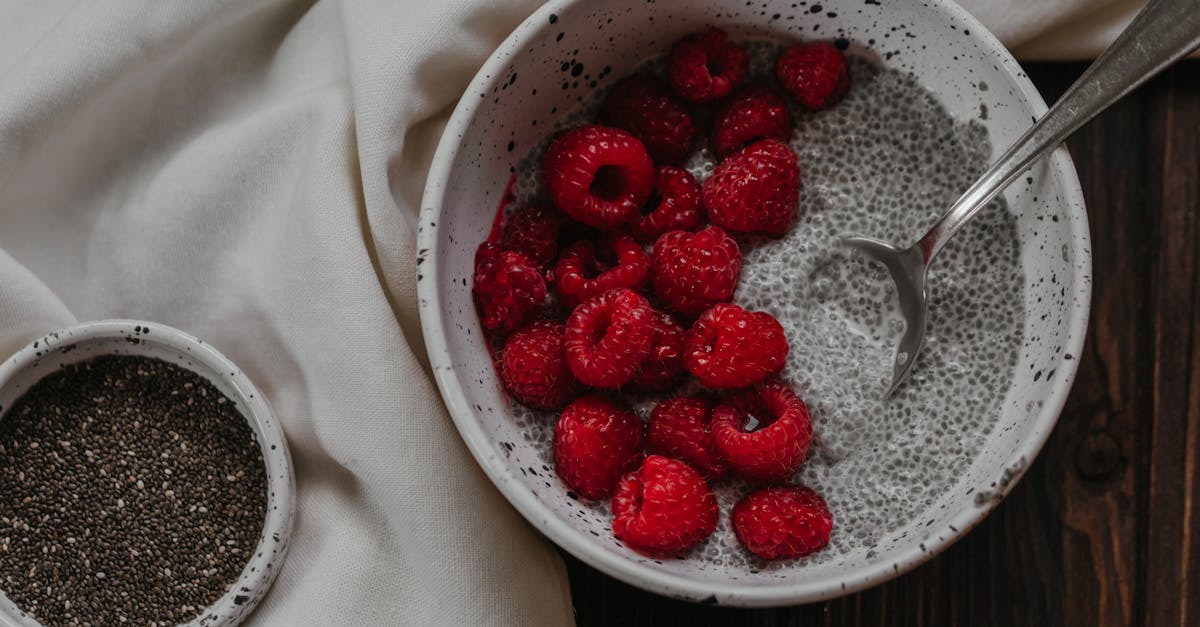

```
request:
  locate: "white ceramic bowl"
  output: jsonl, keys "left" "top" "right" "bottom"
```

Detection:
{"left": 418, "top": 0, "right": 1091, "bottom": 606}
{"left": 0, "top": 320, "right": 295, "bottom": 626}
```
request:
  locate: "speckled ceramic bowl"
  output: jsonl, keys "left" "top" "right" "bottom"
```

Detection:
{"left": 0, "top": 320, "right": 295, "bottom": 626}
{"left": 418, "top": 0, "right": 1090, "bottom": 606}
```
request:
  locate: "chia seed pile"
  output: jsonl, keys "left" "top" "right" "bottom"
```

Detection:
{"left": 0, "top": 355, "right": 268, "bottom": 626}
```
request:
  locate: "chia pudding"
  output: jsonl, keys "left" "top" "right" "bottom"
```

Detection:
{"left": 489, "top": 43, "right": 1022, "bottom": 567}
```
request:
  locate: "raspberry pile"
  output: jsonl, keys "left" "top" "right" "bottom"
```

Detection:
{"left": 473, "top": 30, "right": 852, "bottom": 561}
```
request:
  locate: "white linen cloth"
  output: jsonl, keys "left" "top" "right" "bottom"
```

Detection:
{"left": 0, "top": 0, "right": 1149, "bottom": 625}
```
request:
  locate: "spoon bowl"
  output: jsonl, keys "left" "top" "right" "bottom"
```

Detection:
{"left": 840, "top": 235, "right": 927, "bottom": 398}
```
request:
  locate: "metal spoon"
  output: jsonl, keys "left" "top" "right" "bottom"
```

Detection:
{"left": 843, "top": 0, "right": 1200, "bottom": 399}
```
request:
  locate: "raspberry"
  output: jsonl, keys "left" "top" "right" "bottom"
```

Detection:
{"left": 712, "top": 84, "right": 793, "bottom": 158}
{"left": 711, "top": 381, "right": 812, "bottom": 483}
{"left": 651, "top": 226, "right": 742, "bottom": 318}
{"left": 686, "top": 301, "right": 787, "bottom": 384}
{"left": 667, "top": 28, "right": 748, "bottom": 103}
{"left": 702, "top": 139, "right": 800, "bottom": 237}
{"left": 543, "top": 125, "right": 655, "bottom": 230}
{"left": 775, "top": 42, "right": 850, "bottom": 111}
{"left": 501, "top": 205, "right": 566, "bottom": 273}
{"left": 599, "top": 75, "right": 698, "bottom": 165}
{"left": 612, "top": 455, "right": 718, "bottom": 555}
{"left": 500, "top": 321, "right": 583, "bottom": 410}
{"left": 553, "top": 395, "right": 645, "bottom": 500}
{"left": 732, "top": 485, "right": 832, "bottom": 559}
{"left": 683, "top": 304, "right": 787, "bottom": 388}
{"left": 565, "top": 288, "right": 656, "bottom": 388}
{"left": 630, "top": 166, "right": 702, "bottom": 245}
{"left": 473, "top": 242, "right": 546, "bottom": 335}
{"left": 646, "top": 396, "right": 727, "bottom": 479}
{"left": 553, "top": 234, "right": 651, "bottom": 309}
{"left": 631, "top": 310, "right": 685, "bottom": 393}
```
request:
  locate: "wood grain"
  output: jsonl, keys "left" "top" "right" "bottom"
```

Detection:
{"left": 563, "top": 61, "right": 1200, "bottom": 627}
{"left": 1143, "top": 61, "right": 1200, "bottom": 627}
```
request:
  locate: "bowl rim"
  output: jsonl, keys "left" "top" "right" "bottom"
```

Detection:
{"left": 0, "top": 319, "right": 296, "bottom": 626}
{"left": 417, "top": 0, "right": 1092, "bottom": 606}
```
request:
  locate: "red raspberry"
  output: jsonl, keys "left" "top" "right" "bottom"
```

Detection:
{"left": 711, "top": 381, "right": 812, "bottom": 483}
{"left": 500, "top": 321, "right": 583, "bottom": 410}
{"left": 501, "top": 205, "right": 566, "bottom": 273}
{"left": 553, "top": 234, "right": 650, "bottom": 309}
{"left": 630, "top": 166, "right": 702, "bottom": 245}
{"left": 646, "top": 396, "right": 727, "bottom": 479}
{"left": 732, "top": 485, "right": 832, "bottom": 560}
{"left": 612, "top": 455, "right": 718, "bottom": 555}
{"left": 775, "top": 42, "right": 850, "bottom": 111}
{"left": 651, "top": 226, "right": 742, "bottom": 318}
{"left": 473, "top": 242, "right": 546, "bottom": 335}
{"left": 702, "top": 139, "right": 800, "bottom": 237}
{"left": 631, "top": 310, "right": 685, "bottom": 393}
{"left": 712, "top": 84, "right": 793, "bottom": 158}
{"left": 543, "top": 125, "right": 655, "bottom": 230}
{"left": 599, "top": 75, "right": 698, "bottom": 165}
{"left": 667, "top": 28, "right": 748, "bottom": 103}
{"left": 554, "top": 395, "right": 645, "bottom": 500}
{"left": 565, "top": 288, "right": 656, "bottom": 388}
{"left": 683, "top": 304, "right": 788, "bottom": 389}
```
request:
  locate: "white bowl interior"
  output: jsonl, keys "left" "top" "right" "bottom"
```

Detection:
{"left": 0, "top": 321, "right": 294, "bottom": 626}
{"left": 419, "top": 0, "right": 1090, "bottom": 606}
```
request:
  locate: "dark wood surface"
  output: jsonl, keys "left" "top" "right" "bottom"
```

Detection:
{"left": 563, "top": 61, "right": 1200, "bottom": 627}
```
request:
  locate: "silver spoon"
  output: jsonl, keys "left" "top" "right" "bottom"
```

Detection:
{"left": 844, "top": 0, "right": 1200, "bottom": 399}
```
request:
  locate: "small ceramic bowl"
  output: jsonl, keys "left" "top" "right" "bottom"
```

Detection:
{"left": 0, "top": 320, "right": 295, "bottom": 627}
{"left": 418, "top": 0, "right": 1091, "bottom": 606}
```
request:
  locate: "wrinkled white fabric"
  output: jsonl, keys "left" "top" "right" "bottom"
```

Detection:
{"left": 0, "top": 0, "right": 1146, "bottom": 625}
{"left": 0, "top": 0, "right": 571, "bottom": 625}
{"left": 964, "top": 0, "right": 1150, "bottom": 59}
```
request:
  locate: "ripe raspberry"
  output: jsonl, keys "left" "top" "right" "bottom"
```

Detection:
{"left": 473, "top": 242, "right": 546, "bottom": 335}
{"left": 683, "top": 304, "right": 788, "bottom": 389}
{"left": 646, "top": 396, "right": 727, "bottom": 479}
{"left": 565, "top": 288, "right": 656, "bottom": 388}
{"left": 732, "top": 485, "right": 832, "bottom": 560}
{"left": 630, "top": 166, "right": 702, "bottom": 245}
{"left": 612, "top": 455, "right": 718, "bottom": 555}
{"left": 712, "top": 84, "right": 793, "bottom": 158}
{"left": 599, "top": 75, "right": 698, "bottom": 165}
{"left": 702, "top": 139, "right": 800, "bottom": 237}
{"left": 554, "top": 234, "right": 651, "bottom": 309}
{"left": 543, "top": 125, "right": 655, "bottom": 230}
{"left": 711, "top": 381, "right": 812, "bottom": 483}
{"left": 631, "top": 310, "right": 685, "bottom": 393}
{"left": 554, "top": 395, "right": 645, "bottom": 500}
{"left": 775, "top": 42, "right": 850, "bottom": 111}
{"left": 500, "top": 321, "right": 583, "bottom": 410}
{"left": 651, "top": 226, "right": 742, "bottom": 318}
{"left": 501, "top": 205, "right": 566, "bottom": 273}
{"left": 668, "top": 28, "right": 748, "bottom": 103}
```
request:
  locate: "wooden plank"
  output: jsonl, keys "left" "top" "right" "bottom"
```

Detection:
{"left": 1143, "top": 62, "right": 1200, "bottom": 627}
{"left": 1031, "top": 61, "right": 1152, "bottom": 627}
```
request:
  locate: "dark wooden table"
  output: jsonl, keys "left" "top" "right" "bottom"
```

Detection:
{"left": 563, "top": 61, "right": 1200, "bottom": 627}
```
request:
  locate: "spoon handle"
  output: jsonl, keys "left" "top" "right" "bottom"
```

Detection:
{"left": 916, "top": 0, "right": 1200, "bottom": 264}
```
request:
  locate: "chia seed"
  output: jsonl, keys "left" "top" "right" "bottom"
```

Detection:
{"left": 0, "top": 355, "right": 268, "bottom": 626}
